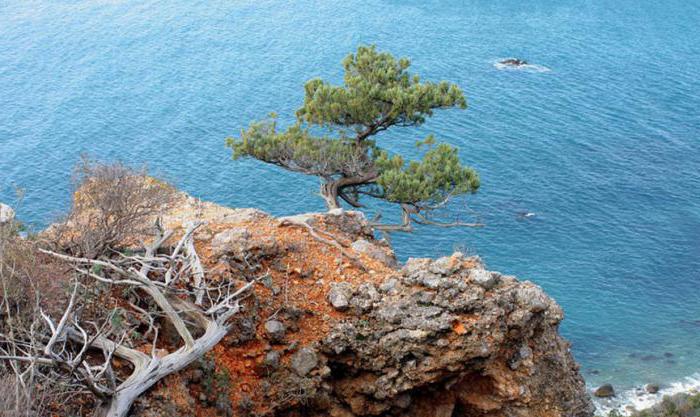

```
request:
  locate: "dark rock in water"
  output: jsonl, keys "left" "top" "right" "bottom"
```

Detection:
{"left": 664, "top": 352, "right": 674, "bottom": 358}
{"left": 500, "top": 58, "right": 529, "bottom": 67}
{"left": 594, "top": 384, "right": 615, "bottom": 398}
{"left": 517, "top": 211, "right": 537, "bottom": 220}
{"left": 641, "top": 354, "right": 659, "bottom": 361}
{"left": 645, "top": 383, "right": 660, "bottom": 394}
{"left": 587, "top": 369, "right": 601, "bottom": 375}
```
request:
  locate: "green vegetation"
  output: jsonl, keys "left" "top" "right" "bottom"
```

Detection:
{"left": 227, "top": 45, "right": 481, "bottom": 231}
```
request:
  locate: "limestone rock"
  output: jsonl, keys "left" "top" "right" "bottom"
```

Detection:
{"left": 264, "top": 320, "right": 286, "bottom": 343}
{"left": 378, "top": 278, "right": 398, "bottom": 294}
{"left": 350, "top": 283, "right": 380, "bottom": 313}
{"left": 221, "top": 208, "right": 268, "bottom": 224}
{"left": 264, "top": 350, "right": 281, "bottom": 369}
{"left": 211, "top": 227, "right": 251, "bottom": 256}
{"left": 210, "top": 226, "right": 277, "bottom": 260}
{"left": 328, "top": 282, "right": 353, "bottom": 311}
{"left": 515, "top": 283, "right": 551, "bottom": 313}
{"left": 351, "top": 239, "right": 397, "bottom": 267}
{"left": 469, "top": 268, "right": 499, "bottom": 290}
{"left": 429, "top": 254, "right": 462, "bottom": 275}
{"left": 291, "top": 347, "right": 318, "bottom": 376}
{"left": 0, "top": 203, "right": 15, "bottom": 224}
{"left": 118, "top": 200, "right": 594, "bottom": 417}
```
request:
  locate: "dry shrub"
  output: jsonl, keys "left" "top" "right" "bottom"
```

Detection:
{"left": 55, "top": 156, "right": 176, "bottom": 258}
{"left": 0, "top": 240, "right": 65, "bottom": 417}
{"left": 1, "top": 233, "right": 71, "bottom": 321}
{"left": 0, "top": 375, "right": 43, "bottom": 417}
{"left": 0, "top": 372, "right": 78, "bottom": 417}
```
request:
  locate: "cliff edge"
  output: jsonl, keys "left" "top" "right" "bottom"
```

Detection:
{"left": 126, "top": 195, "right": 594, "bottom": 417}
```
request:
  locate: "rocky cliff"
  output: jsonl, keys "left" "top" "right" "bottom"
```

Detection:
{"left": 126, "top": 195, "right": 593, "bottom": 417}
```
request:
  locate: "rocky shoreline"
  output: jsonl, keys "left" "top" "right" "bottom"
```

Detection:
{"left": 590, "top": 373, "right": 700, "bottom": 416}
{"left": 5, "top": 187, "right": 698, "bottom": 417}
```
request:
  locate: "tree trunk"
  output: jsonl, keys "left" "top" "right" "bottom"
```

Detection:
{"left": 95, "top": 322, "right": 230, "bottom": 417}
{"left": 320, "top": 182, "right": 341, "bottom": 210}
{"left": 320, "top": 172, "right": 379, "bottom": 211}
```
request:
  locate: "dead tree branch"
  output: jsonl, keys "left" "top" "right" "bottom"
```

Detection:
{"left": 0, "top": 222, "right": 256, "bottom": 417}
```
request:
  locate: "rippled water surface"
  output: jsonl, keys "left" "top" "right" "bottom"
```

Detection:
{"left": 1, "top": 0, "right": 699, "bottom": 404}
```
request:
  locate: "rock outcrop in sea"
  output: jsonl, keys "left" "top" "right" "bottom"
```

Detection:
{"left": 126, "top": 194, "right": 594, "bottom": 417}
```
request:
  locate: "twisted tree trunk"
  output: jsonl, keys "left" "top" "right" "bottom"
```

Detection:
{"left": 320, "top": 181, "right": 341, "bottom": 210}
{"left": 320, "top": 172, "right": 378, "bottom": 211}
{"left": 95, "top": 321, "right": 230, "bottom": 417}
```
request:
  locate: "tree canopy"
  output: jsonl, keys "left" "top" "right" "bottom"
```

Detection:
{"left": 227, "top": 45, "right": 481, "bottom": 231}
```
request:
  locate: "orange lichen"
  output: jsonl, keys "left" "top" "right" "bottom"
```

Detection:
{"left": 452, "top": 320, "right": 467, "bottom": 335}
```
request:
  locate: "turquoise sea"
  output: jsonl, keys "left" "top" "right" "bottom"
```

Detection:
{"left": 1, "top": 1, "right": 699, "bottom": 413}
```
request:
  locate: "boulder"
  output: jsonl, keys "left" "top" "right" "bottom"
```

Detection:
{"left": 594, "top": 384, "right": 615, "bottom": 398}
{"left": 470, "top": 268, "right": 499, "bottom": 290}
{"left": 210, "top": 226, "right": 277, "bottom": 259}
{"left": 264, "top": 320, "right": 286, "bottom": 343}
{"left": 429, "top": 255, "right": 462, "bottom": 276}
{"left": 221, "top": 208, "right": 268, "bottom": 224}
{"left": 291, "top": 347, "right": 318, "bottom": 376}
{"left": 211, "top": 227, "right": 251, "bottom": 256}
{"left": 264, "top": 350, "right": 281, "bottom": 369}
{"left": 378, "top": 278, "right": 399, "bottom": 294}
{"left": 645, "top": 383, "right": 660, "bottom": 394}
{"left": 328, "top": 282, "right": 353, "bottom": 311}
{"left": 350, "top": 282, "right": 380, "bottom": 313}
{"left": 351, "top": 239, "right": 397, "bottom": 267}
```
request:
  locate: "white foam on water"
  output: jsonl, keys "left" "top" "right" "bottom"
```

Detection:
{"left": 493, "top": 58, "right": 551, "bottom": 73}
{"left": 592, "top": 373, "right": 700, "bottom": 416}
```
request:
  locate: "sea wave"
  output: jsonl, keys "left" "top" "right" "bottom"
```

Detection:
{"left": 493, "top": 58, "right": 551, "bottom": 72}
{"left": 593, "top": 373, "right": 700, "bottom": 416}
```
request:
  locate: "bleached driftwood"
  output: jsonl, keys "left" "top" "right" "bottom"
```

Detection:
{"left": 0, "top": 220, "right": 258, "bottom": 417}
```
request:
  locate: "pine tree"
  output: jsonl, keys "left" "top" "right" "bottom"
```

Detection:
{"left": 227, "top": 45, "right": 481, "bottom": 231}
